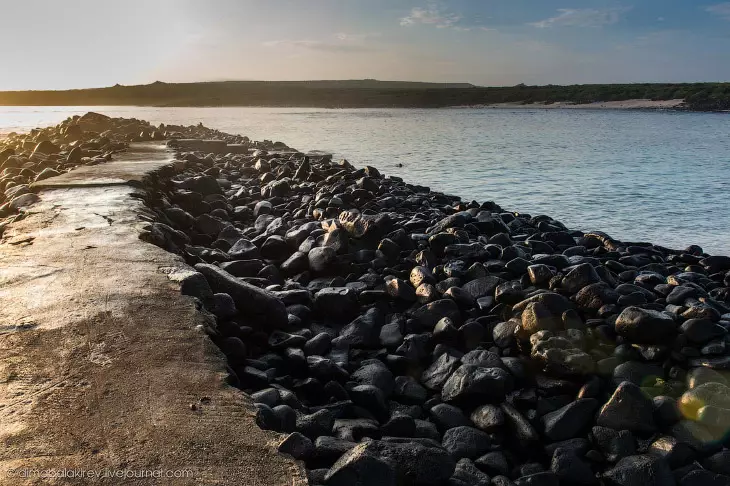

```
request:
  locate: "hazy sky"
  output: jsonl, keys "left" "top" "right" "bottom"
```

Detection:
{"left": 1, "top": 0, "right": 729, "bottom": 90}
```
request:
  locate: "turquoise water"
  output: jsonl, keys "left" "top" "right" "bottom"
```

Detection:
{"left": 2, "top": 106, "right": 729, "bottom": 254}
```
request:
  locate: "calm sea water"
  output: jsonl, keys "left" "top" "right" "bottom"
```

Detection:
{"left": 2, "top": 106, "right": 729, "bottom": 255}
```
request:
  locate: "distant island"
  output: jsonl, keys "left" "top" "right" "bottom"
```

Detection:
{"left": 0, "top": 79, "right": 728, "bottom": 111}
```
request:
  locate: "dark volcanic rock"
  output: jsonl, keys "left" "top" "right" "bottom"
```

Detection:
{"left": 602, "top": 455, "right": 675, "bottom": 486}
{"left": 596, "top": 381, "right": 656, "bottom": 434}
{"left": 422, "top": 352, "right": 461, "bottom": 391}
{"left": 542, "top": 398, "right": 599, "bottom": 441}
{"left": 412, "top": 299, "right": 462, "bottom": 332}
{"left": 195, "top": 264, "right": 287, "bottom": 328}
{"left": 551, "top": 448, "right": 598, "bottom": 485}
{"left": 450, "top": 458, "right": 491, "bottom": 486}
{"left": 309, "top": 246, "right": 339, "bottom": 274}
{"left": 614, "top": 306, "right": 676, "bottom": 344}
{"left": 326, "top": 439, "right": 455, "bottom": 486}
{"left": 470, "top": 404, "right": 505, "bottom": 433}
{"left": 441, "top": 365, "right": 513, "bottom": 405}
{"left": 314, "top": 287, "right": 358, "bottom": 320}
{"left": 442, "top": 426, "right": 493, "bottom": 460}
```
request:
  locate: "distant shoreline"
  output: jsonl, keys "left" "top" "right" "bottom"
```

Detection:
{"left": 464, "top": 98, "right": 689, "bottom": 111}
{"left": 0, "top": 80, "right": 729, "bottom": 111}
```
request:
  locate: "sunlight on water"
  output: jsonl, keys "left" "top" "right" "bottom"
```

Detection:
{"left": 2, "top": 105, "right": 729, "bottom": 254}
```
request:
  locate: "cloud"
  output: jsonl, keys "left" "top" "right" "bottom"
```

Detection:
{"left": 262, "top": 33, "right": 381, "bottom": 53}
{"left": 530, "top": 7, "right": 632, "bottom": 28}
{"left": 334, "top": 32, "right": 381, "bottom": 41}
{"left": 262, "top": 39, "right": 374, "bottom": 52}
{"left": 400, "top": 5, "right": 462, "bottom": 28}
{"left": 706, "top": 3, "right": 730, "bottom": 20}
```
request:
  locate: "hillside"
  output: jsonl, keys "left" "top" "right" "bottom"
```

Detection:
{"left": 0, "top": 80, "right": 728, "bottom": 110}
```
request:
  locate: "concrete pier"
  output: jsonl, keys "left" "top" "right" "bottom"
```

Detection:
{"left": 0, "top": 143, "right": 306, "bottom": 485}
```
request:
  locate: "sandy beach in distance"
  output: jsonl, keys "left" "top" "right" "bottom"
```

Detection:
{"left": 478, "top": 98, "right": 687, "bottom": 110}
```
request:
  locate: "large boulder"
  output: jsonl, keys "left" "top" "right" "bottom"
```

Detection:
{"left": 602, "top": 455, "right": 674, "bottom": 486}
{"left": 614, "top": 307, "right": 676, "bottom": 344}
{"left": 194, "top": 263, "right": 287, "bottom": 328}
{"left": 441, "top": 365, "right": 513, "bottom": 405}
{"left": 326, "top": 439, "right": 455, "bottom": 486}
{"left": 596, "top": 382, "right": 656, "bottom": 434}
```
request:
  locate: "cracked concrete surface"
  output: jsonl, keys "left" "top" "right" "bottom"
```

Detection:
{"left": 0, "top": 143, "right": 306, "bottom": 485}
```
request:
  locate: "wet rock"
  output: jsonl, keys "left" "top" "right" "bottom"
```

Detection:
{"left": 530, "top": 331, "right": 595, "bottom": 376}
{"left": 195, "top": 263, "right": 287, "bottom": 328}
{"left": 410, "top": 266, "right": 436, "bottom": 288}
{"left": 339, "top": 308, "right": 384, "bottom": 347}
{"left": 475, "top": 451, "right": 509, "bottom": 477}
{"left": 501, "top": 403, "right": 540, "bottom": 447}
{"left": 9, "top": 193, "right": 40, "bottom": 210}
{"left": 422, "top": 352, "right": 461, "bottom": 391}
{"left": 326, "top": 439, "right": 455, "bottom": 486}
{"left": 596, "top": 382, "right": 656, "bottom": 434}
{"left": 441, "top": 365, "right": 513, "bottom": 405}
{"left": 386, "top": 278, "right": 417, "bottom": 301}
{"left": 314, "top": 287, "right": 358, "bottom": 320}
{"left": 648, "top": 435, "right": 695, "bottom": 468}
{"left": 517, "top": 302, "right": 563, "bottom": 340}
{"left": 393, "top": 376, "right": 427, "bottom": 404}
{"left": 574, "top": 283, "right": 619, "bottom": 311}
{"left": 325, "top": 442, "right": 396, "bottom": 486}
{"left": 450, "top": 458, "right": 491, "bottom": 486}
{"left": 550, "top": 448, "right": 597, "bottom": 485}
{"left": 228, "top": 238, "right": 260, "bottom": 259}
{"left": 412, "top": 299, "right": 462, "bottom": 332}
{"left": 470, "top": 404, "right": 505, "bottom": 433}
{"left": 461, "top": 276, "right": 503, "bottom": 299}
{"left": 591, "top": 426, "right": 635, "bottom": 463}
{"left": 602, "top": 455, "right": 675, "bottom": 486}
{"left": 430, "top": 403, "right": 471, "bottom": 432}
{"left": 562, "top": 263, "right": 601, "bottom": 294}
{"left": 680, "top": 318, "right": 726, "bottom": 344}
{"left": 309, "top": 246, "right": 339, "bottom": 274}
{"left": 615, "top": 307, "right": 676, "bottom": 344}
{"left": 339, "top": 211, "right": 393, "bottom": 241}
{"left": 542, "top": 398, "right": 599, "bottom": 441}
{"left": 442, "top": 426, "right": 492, "bottom": 460}
{"left": 278, "top": 432, "right": 313, "bottom": 460}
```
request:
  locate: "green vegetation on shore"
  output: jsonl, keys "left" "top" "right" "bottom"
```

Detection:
{"left": 1, "top": 80, "right": 729, "bottom": 111}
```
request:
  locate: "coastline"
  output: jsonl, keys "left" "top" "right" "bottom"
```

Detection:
{"left": 1, "top": 80, "right": 729, "bottom": 112}
{"left": 462, "top": 98, "right": 687, "bottom": 111}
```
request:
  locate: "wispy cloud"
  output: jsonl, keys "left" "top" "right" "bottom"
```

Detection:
{"left": 706, "top": 3, "right": 730, "bottom": 20}
{"left": 262, "top": 40, "right": 374, "bottom": 52}
{"left": 334, "top": 32, "right": 381, "bottom": 41}
{"left": 400, "top": 5, "right": 462, "bottom": 28}
{"left": 530, "top": 7, "right": 632, "bottom": 28}
{"left": 262, "top": 33, "right": 379, "bottom": 52}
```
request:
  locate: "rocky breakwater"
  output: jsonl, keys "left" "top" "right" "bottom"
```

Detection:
{"left": 0, "top": 112, "right": 239, "bottom": 239}
{"left": 136, "top": 127, "right": 730, "bottom": 486}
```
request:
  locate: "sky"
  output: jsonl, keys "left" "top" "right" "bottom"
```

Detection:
{"left": 1, "top": 0, "right": 729, "bottom": 90}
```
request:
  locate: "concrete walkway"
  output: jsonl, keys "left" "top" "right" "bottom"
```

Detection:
{"left": 0, "top": 143, "right": 306, "bottom": 485}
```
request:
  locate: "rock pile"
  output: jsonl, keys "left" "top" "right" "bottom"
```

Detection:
{"left": 0, "top": 112, "right": 236, "bottom": 237}
{"left": 138, "top": 126, "right": 730, "bottom": 486}
{"left": 14, "top": 114, "right": 730, "bottom": 486}
{"left": 139, "top": 125, "right": 730, "bottom": 486}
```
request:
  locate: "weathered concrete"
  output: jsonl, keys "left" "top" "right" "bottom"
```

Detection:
{"left": 0, "top": 143, "right": 306, "bottom": 485}
{"left": 32, "top": 143, "right": 173, "bottom": 188}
